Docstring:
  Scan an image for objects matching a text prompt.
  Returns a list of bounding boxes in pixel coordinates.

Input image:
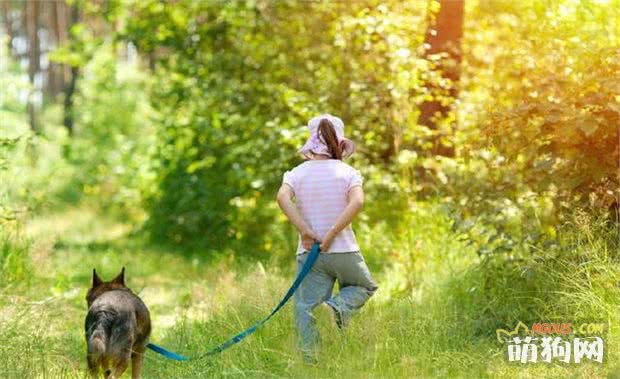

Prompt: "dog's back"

[85,269,151,378]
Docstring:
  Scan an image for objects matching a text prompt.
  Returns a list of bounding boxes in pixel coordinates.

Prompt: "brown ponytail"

[318,118,343,160]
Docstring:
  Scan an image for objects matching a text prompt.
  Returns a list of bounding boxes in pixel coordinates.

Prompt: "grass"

[0,204,619,378]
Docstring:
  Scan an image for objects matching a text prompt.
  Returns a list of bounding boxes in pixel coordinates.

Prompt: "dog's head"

[86,267,127,308]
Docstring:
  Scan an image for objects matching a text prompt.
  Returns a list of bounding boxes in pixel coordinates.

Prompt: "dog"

[85,268,151,379]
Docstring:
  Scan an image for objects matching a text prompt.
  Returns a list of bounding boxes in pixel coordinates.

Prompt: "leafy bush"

[0,136,32,288]
[107,0,438,251]
[395,0,620,257]
[58,42,155,219]
[450,209,620,336]
[38,0,619,263]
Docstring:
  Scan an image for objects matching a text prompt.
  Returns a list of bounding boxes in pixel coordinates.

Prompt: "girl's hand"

[320,230,336,252]
[301,229,321,250]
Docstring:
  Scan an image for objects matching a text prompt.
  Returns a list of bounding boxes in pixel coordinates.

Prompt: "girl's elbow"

[353,198,364,210]
[276,193,284,207]
[276,192,289,207]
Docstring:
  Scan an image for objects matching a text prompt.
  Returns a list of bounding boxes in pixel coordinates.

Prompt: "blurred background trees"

[1,0,619,281]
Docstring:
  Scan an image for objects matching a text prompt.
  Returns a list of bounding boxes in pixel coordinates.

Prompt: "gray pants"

[293,251,378,353]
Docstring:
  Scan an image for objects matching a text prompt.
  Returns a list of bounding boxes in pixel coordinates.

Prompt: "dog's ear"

[92,269,102,287]
[112,267,125,286]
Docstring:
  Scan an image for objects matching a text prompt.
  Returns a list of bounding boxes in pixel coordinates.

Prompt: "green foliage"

[392,0,620,257]
[89,0,619,258]
[451,210,620,336]
[482,45,620,209]
[464,0,620,204]
[439,151,558,255]
[0,41,32,287]
[104,0,441,249]
[61,42,154,219]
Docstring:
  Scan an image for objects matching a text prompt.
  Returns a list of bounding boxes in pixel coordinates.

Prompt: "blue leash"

[146,242,321,361]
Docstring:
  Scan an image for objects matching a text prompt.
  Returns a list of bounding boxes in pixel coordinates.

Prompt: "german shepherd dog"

[85,268,151,379]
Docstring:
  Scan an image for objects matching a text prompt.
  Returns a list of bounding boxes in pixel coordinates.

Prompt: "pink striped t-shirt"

[282,159,363,254]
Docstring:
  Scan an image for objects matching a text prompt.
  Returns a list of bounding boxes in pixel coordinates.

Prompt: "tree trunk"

[63,2,80,136]
[57,0,69,86]
[1,1,15,56]
[63,65,79,135]
[47,0,64,97]
[418,0,464,157]
[26,0,40,132]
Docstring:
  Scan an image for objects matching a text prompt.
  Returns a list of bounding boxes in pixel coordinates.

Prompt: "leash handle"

[147,242,322,361]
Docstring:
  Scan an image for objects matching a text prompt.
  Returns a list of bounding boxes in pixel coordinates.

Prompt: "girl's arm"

[320,186,364,252]
[276,184,321,250]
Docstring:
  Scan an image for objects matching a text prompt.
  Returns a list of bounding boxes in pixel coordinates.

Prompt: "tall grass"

[0,205,618,378]
[0,223,31,288]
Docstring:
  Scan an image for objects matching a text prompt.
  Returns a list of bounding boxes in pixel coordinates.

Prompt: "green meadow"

[2,201,619,378]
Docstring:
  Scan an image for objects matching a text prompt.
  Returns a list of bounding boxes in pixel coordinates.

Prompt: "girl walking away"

[276,114,378,363]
